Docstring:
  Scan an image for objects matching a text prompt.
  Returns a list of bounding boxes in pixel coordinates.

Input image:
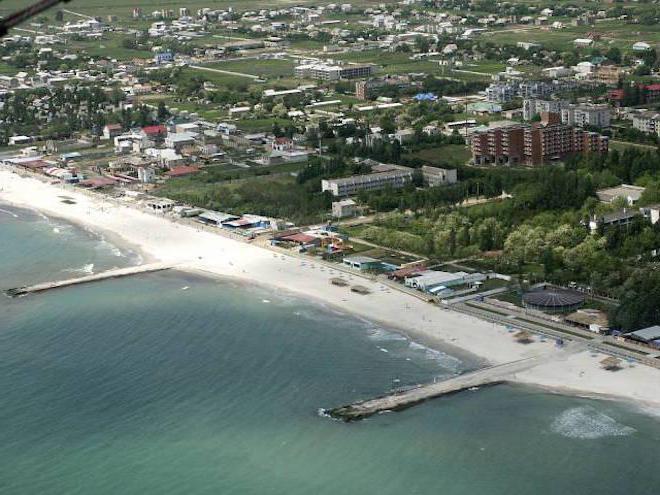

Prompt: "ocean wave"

[551,406,636,439]
[0,207,19,218]
[408,341,463,372]
[95,239,124,258]
[63,263,95,275]
[366,327,408,342]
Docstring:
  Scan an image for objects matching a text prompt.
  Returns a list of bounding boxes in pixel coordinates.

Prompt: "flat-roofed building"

[421,166,458,186]
[624,325,660,346]
[632,112,660,135]
[404,270,486,292]
[471,124,526,166]
[524,99,610,128]
[588,209,642,233]
[332,198,358,218]
[472,122,609,166]
[295,63,372,80]
[321,168,413,196]
[596,184,645,205]
[561,103,610,128]
[343,255,383,271]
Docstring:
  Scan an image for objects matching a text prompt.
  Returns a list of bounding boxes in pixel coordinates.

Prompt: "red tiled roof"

[389,265,426,279]
[79,177,118,188]
[281,233,317,244]
[19,160,48,169]
[142,125,166,135]
[165,165,200,177]
[645,84,660,91]
[608,89,624,99]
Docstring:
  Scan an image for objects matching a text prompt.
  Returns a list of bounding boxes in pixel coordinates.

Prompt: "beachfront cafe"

[342,255,397,272]
[222,215,273,233]
[197,211,239,227]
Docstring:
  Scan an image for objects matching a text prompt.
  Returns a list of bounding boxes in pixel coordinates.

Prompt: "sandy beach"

[2,168,660,414]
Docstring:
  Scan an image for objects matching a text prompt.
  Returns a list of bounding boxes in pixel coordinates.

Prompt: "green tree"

[611,269,660,331]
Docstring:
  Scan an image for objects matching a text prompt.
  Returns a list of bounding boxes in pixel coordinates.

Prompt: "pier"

[326,355,551,421]
[5,263,173,297]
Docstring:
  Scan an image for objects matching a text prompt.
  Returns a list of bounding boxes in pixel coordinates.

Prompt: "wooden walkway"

[326,355,550,422]
[5,263,172,297]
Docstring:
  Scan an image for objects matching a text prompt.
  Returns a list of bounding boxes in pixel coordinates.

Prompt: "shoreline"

[2,169,660,416]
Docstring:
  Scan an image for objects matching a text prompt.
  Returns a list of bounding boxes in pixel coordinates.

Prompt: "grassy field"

[0,62,16,75]
[485,20,660,54]
[236,117,294,132]
[140,94,225,119]
[0,0,386,21]
[408,144,473,167]
[609,140,659,153]
[67,33,152,60]
[203,59,296,79]
[327,51,446,76]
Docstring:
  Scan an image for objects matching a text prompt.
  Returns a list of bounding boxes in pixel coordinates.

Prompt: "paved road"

[189,65,261,80]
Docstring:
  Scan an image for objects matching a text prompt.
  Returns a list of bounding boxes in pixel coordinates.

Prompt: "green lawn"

[0,61,15,75]
[68,33,152,60]
[610,140,658,153]
[237,117,294,132]
[142,94,224,120]
[203,59,296,78]
[409,144,472,167]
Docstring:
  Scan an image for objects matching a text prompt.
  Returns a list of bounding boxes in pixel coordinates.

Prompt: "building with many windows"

[421,165,458,186]
[355,75,415,100]
[632,112,660,135]
[523,99,610,128]
[295,63,373,80]
[321,168,413,196]
[561,103,610,128]
[471,121,608,166]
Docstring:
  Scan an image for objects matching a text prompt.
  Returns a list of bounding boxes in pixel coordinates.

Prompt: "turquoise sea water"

[1,204,660,495]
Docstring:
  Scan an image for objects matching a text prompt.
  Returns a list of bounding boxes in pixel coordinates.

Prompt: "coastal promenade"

[326,353,560,421]
[5,262,173,297]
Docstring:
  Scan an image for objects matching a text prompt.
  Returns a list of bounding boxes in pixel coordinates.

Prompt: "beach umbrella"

[600,357,622,371]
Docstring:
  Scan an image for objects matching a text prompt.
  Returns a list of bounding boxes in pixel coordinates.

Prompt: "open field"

[236,117,295,132]
[203,58,296,79]
[485,20,660,53]
[408,144,473,167]
[0,0,386,21]
[67,33,153,60]
[609,140,659,153]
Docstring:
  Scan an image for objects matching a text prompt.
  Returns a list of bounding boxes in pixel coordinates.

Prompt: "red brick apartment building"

[471,115,609,166]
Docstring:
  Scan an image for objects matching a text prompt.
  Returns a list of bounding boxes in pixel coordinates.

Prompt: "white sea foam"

[408,341,463,372]
[366,327,408,342]
[64,263,95,275]
[0,207,19,218]
[52,227,61,234]
[551,406,636,439]
[95,239,124,257]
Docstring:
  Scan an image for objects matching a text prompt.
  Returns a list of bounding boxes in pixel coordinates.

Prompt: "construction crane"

[0,0,71,37]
